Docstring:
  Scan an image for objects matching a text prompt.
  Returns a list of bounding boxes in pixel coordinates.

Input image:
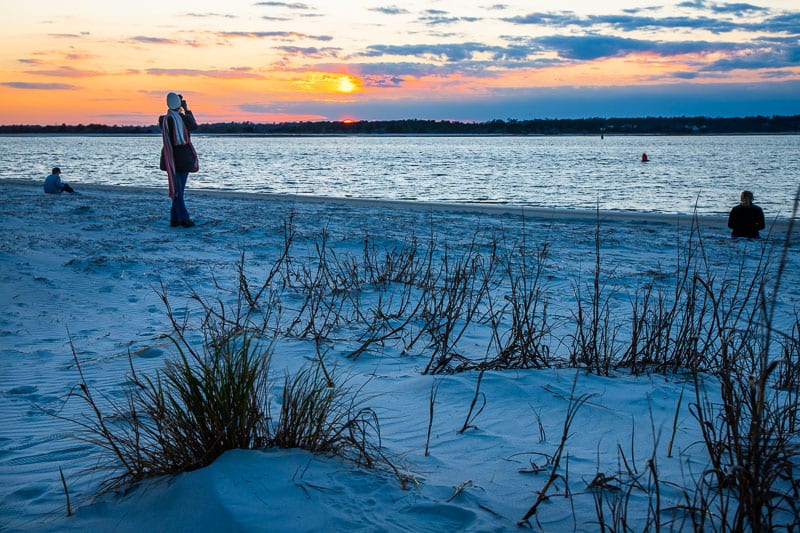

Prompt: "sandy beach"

[1,179,798,531]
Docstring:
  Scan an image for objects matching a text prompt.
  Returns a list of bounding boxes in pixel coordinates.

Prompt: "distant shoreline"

[4,132,800,139]
[1,114,798,136]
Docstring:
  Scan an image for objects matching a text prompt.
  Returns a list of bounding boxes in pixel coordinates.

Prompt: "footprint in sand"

[137,347,164,359]
[7,385,38,395]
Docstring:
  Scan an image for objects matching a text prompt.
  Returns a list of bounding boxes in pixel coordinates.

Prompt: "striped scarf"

[161,110,191,198]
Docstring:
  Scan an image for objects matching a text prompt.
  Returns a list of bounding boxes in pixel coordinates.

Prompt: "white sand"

[1,180,798,531]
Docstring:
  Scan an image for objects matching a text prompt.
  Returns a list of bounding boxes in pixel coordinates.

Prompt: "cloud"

[145,68,263,79]
[363,42,504,62]
[351,42,565,80]
[25,65,103,78]
[1,81,79,90]
[701,41,800,71]
[502,8,800,35]
[129,36,180,45]
[502,12,574,25]
[532,34,752,61]
[65,52,95,61]
[369,6,410,15]
[668,71,701,79]
[324,54,561,84]
[253,2,315,10]
[677,1,706,8]
[340,61,444,79]
[47,33,87,39]
[420,14,481,26]
[592,15,740,33]
[397,8,481,26]
[532,35,652,60]
[361,74,405,88]
[356,27,795,79]
[276,46,341,59]
[679,1,767,15]
[185,12,237,19]
[355,32,799,79]
[758,12,800,33]
[762,70,797,79]
[216,31,332,41]
[503,11,742,33]
[709,3,768,15]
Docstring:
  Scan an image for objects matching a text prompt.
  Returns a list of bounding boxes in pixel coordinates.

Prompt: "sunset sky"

[1,0,799,125]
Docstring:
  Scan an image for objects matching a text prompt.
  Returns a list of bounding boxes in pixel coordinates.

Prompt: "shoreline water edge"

[3,178,798,233]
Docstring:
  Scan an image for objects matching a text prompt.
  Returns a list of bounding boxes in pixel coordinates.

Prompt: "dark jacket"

[728,204,765,238]
[159,110,198,173]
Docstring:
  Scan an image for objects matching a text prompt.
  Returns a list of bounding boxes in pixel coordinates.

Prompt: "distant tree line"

[1,115,798,135]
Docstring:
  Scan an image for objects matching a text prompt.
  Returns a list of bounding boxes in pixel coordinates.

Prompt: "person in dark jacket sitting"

[159,92,199,228]
[43,167,74,194]
[727,190,765,238]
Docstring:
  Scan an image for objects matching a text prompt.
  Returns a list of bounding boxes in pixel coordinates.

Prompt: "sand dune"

[1,179,797,531]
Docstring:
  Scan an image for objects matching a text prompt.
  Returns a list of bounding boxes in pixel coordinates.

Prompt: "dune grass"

[64,274,395,493]
[62,200,800,529]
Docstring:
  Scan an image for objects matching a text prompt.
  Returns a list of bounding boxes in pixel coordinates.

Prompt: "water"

[1,134,797,218]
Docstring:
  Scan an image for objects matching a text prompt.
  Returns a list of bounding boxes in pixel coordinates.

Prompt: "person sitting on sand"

[43,167,74,194]
[728,190,765,239]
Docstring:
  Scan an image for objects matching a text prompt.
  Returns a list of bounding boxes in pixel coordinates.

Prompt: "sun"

[336,75,358,94]
[293,72,362,96]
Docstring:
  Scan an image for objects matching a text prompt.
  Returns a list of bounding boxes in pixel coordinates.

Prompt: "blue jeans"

[170,172,191,223]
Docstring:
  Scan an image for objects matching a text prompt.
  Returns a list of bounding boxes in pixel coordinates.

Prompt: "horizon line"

[2,113,799,129]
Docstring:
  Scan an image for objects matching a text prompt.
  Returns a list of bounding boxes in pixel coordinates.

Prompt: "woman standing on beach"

[159,92,199,228]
